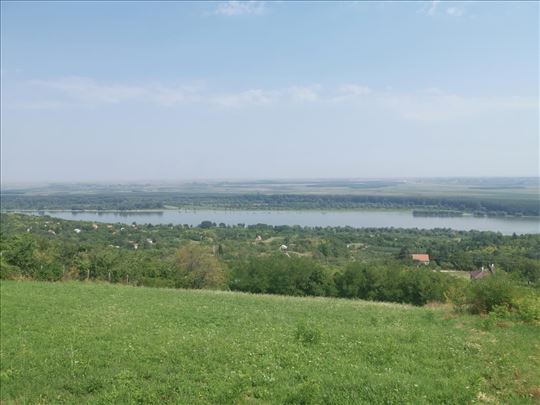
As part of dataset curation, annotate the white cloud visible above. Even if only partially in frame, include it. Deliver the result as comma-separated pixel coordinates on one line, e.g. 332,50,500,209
417,0,439,16
14,77,538,123
332,84,371,102
419,87,445,95
287,85,321,102
427,0,439,16
215,1,266,16
212,89,278,107
446,7,464,17
24,78,322,108
418,1,465,17
339,84,371,96
30,77,149,103
28,77,203,106
378,92,537,122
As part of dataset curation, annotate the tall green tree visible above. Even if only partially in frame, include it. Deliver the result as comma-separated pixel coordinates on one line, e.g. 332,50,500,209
174,245,226,289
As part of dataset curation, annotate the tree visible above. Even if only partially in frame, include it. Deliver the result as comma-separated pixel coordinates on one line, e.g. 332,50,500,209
174,245,226,289
397,246,410,261
229,255,335,297
467,273,517,313
74,252,91,280
3,235,37,275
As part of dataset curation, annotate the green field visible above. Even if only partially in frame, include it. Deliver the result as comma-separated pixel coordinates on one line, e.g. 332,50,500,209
1,281,539,404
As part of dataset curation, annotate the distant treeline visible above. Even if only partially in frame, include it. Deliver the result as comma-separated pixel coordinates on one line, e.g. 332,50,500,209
2,192,539,216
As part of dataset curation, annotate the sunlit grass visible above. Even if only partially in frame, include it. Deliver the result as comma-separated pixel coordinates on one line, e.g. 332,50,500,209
1,281,539,404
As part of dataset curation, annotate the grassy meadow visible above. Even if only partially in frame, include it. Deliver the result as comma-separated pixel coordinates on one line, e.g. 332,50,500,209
1,281,539,404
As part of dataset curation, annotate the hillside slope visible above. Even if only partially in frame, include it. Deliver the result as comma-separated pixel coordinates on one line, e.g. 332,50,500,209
1,281,539,404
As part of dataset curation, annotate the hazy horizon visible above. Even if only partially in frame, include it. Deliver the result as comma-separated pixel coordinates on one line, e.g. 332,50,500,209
1,1,539,183
2,175,539,189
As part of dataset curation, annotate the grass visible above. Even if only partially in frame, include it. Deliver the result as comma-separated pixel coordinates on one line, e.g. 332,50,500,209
1,281,539,404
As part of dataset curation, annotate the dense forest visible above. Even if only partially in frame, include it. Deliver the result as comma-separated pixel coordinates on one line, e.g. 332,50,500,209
1,213,538,314
2,191,539,216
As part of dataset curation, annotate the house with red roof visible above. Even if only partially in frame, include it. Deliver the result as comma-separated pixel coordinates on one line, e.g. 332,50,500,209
411,254,430,265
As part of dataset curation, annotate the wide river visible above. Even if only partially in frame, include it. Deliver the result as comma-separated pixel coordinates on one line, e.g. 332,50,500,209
24,210,540,235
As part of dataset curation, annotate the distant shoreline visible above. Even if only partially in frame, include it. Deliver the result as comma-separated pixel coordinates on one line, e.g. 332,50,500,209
2,208,539,219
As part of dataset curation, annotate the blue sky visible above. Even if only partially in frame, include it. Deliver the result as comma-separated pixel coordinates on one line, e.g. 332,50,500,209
1,1,538,182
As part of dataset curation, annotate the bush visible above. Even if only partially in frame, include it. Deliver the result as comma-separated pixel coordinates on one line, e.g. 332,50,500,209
174,245,227,290
0,259,22,279
230,255,335,297
480,313,498,331
334,263,460,306
32,262,63,281
512,293,540,322
466,273,516,314
445,284,468,313
2,234,38,276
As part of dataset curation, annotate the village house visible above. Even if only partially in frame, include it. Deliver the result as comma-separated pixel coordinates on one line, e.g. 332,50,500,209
411,254,430,265
470,264,495,280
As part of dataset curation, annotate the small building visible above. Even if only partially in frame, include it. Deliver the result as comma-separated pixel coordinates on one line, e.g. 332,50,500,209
74,228,81,234
411,254,430,264
92,223,98,230
470,264,495,280
255,235,262,242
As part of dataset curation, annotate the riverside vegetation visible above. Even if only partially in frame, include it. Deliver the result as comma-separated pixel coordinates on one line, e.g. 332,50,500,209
1,213,539,314
2,191,539,217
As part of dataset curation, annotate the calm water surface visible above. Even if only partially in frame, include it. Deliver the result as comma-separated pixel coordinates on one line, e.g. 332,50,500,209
25,210,540,235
